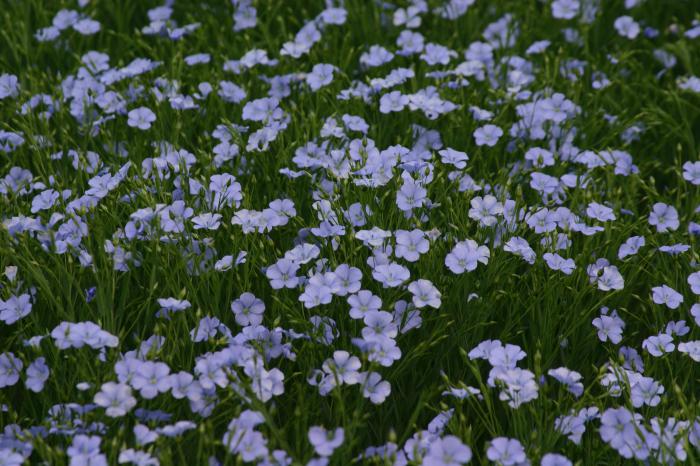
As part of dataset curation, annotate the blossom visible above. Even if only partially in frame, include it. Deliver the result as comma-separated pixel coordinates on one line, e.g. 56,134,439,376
493,368,539,408
548,367,584,397
614,15,640,39
687,271,700,295
243,97,282,122
543,253,576,275
552,0,580,19
486,437,527,465
592,311,625,344
596,266,625,291
231,292,265,326
51,321,119,349
408,279,442,309
0,74,19,99
332,264,362,296
642,333,675,357
527,208,557,233
364,336,401,367
439,148,469,168
322,350,361,385
307,64,335,91
445,239,490,273
131,361,171,399
372,263,410,288
423,435,472,466
0,449,24,465
127,107,156,130
0,293,32,325
541,453,572,466
308,426,344,457
209,174,243,209
469,195,503,227
524,147,554,167
630,376,664,407
554,411,588,445
67,435,106,465
218,80,246,103
396,180,427,212
473,124,503,147
300,280,333,308
420,43,457,65
0,352,22,388
586,202,616,222
118,449,159,465
360,371,391,404
397,30,425,54
395,229,429,262
503,237,536,264
678,341,700,361
319,7,347,25
360,45,394,67
25,357,49,392
156,298,191,318
648,203,679,232
225,428,268,461
379,91,409,113
487,343,526,368
348,290,382,319
73,18,101,35
651,285,684,309
191,212,222,230
362,311,398,340
94,382,137,417
691,303,700,326
599,407,637,455
678,160,700,186
266,259,300,289
618,235,645,259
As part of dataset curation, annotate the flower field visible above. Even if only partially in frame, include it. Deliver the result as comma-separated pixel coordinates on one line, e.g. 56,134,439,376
1,0,700,464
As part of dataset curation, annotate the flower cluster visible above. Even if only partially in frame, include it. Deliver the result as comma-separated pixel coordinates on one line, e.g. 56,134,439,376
1,0,700,464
